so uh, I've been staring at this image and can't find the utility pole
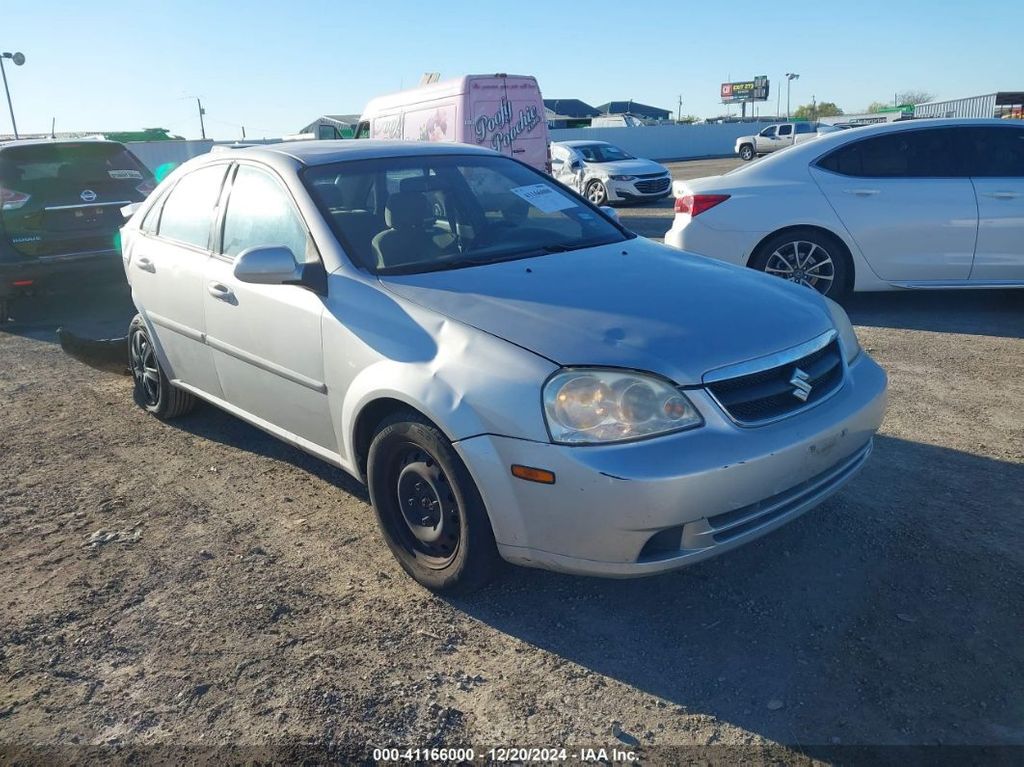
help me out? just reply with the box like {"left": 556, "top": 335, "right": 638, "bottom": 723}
{"left": 0, "top": 51, "right": 26, "bottom": 140}
{"left": 677, "top": 94, "right": 682, "bottom": 123}
{"left": 196, "top": 97, "right": 207, "bottom": 140}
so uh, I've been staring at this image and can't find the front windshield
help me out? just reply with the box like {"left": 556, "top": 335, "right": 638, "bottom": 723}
{"left": 303, "top": 154, "right": 631, "bottom": 275}
{"left": 574, "top": 144, "right": 635, "bottom": 163}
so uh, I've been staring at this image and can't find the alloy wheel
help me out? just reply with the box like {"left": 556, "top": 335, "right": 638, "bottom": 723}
{"left": 130, "top": 329, "right": 160, "bottom": 406}
{"left": 764, "top": 240, "right": 836, "bottom": 295}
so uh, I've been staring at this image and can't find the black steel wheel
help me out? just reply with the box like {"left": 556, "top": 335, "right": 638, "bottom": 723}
{"left": 367, "top": 411, "right": 500, "bottom": 592}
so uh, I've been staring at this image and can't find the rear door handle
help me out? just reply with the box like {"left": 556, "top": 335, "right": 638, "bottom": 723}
{"left": 843, "top": 189, "right": 880, "bottom": 197}
{"left": 207, "top": 282, "right": 234, "bottom": 301}
{"left": 135, "top": 256, "right": 155, "bottom": 273}
{"left": 982, "top": 191, "right": 1020, "bottom": 200}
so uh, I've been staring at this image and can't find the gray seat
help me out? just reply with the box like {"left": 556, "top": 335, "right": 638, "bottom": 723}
{"left": 371, "top": 192, "right": 454, "bottom": 269}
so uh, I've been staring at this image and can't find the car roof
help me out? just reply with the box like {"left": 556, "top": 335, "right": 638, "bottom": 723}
{"left": 555, "top": 140, "right": 613, "bottom": 148}
{"left": 229, "top": 139, "right": 500, "bottom": 167}
{"left": 0, "top": 137, "right": 127, "bottom": 152}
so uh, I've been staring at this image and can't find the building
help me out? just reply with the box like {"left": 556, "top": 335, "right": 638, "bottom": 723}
{"left": 913, "top": 92, "right": 1024, "bottom": 120}
{"left": 299, "top": 114, "right": 361, "bottom": 140}
{"left": 820, "top": 106, "right": 912, "bottom": 127}
{"left": 595, "top": 100, "right": 672, "bottom": 123}
{"left": 543, "top": 99, "right": 600, "bottom": 129}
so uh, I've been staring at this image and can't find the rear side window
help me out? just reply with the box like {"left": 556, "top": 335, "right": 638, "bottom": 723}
{"left": 157, "top": 165, "right": 228, "bottom": 249}
{"left": 959, "top": 127, "right": 1024, "bottom": 177}
{"left": 778, "top": 125, "right": 793, "bottom": 137}
{"left": 817, "top": 129, "right": 959, "bottom": 178}
{"left": 221, "top": 165, "right": 312, "bottom": 262}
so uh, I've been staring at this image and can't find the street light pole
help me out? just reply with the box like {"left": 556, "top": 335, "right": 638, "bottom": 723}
{"left": 0, "top": 51, "right": 26, "bottom": 140}
{"left": 785, "top": 72, "right": 800, "bottom": 119}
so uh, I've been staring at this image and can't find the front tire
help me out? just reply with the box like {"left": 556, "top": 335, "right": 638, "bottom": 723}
{"left": 367, "top": 412, "right": 501, "bottom": 593}
{"left": 749, "top": 229, "right": 851, "bottom": 300}
{"left": 585, "top": 180, "right": 608, "bottom": 206}
{"left": 739, "top": 144, "right": 755, "bottom": 161}
{"left": 128, "top": 315, "right": 196, "bottom": 419}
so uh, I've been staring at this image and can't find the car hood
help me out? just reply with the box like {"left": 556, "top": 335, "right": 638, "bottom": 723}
{"left": 587, "top": 158, "right": 667, "bottom": 176}
{"left": 380, "top": 238, "right": 833, "bottom": 385}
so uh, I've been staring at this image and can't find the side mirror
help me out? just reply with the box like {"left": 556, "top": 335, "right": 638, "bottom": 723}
{"left": 600, "top": 205, "right": 619, "bottom": 222}
{"left": 233, "top": 246, "right": 328, "bottom": 294}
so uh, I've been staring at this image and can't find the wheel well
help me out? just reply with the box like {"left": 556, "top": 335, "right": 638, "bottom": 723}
{"left": 352, "top": 397, "right": 437, "bottom": 477}
{"left": 747, "top": 224, "right": 854, "bottom": 287}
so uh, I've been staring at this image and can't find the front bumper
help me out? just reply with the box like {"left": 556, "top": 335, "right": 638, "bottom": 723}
{"left": 606, "top": 175, "right": 672, "bottom": 203}
{"left": 0, "top": 249, "right": 125, "bottom": 299}
{"left": 455, "top": 352, "right": 887, "bottom": 577}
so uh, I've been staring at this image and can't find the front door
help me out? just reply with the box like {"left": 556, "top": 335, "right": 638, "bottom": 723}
{"left": 811, "top": 128, "right": 978, "bottom": 282}
{"left": 203, "top": 163, "right": 336, "bottom": 452}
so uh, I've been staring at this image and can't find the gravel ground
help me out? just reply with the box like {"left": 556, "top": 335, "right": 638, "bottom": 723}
{"left": 1, "top": 157, "right": 1022, "bottom": 764}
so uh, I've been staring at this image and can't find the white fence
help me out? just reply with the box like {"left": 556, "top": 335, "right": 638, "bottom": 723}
{"left": 549, "top": 122, "right": 778, "bottom": 161}
{"left": 124, "top": 121, "right": 779, "bottom": 173}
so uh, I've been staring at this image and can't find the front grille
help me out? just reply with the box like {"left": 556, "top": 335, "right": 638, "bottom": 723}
{"left": 636, "top": 172, "right": 668, "bottom": 179}
{"left": 634, "top": 177, "right": 670, "bottom": 194}
{"left": 706, "top": 339, "right": 844, "bottom": 424}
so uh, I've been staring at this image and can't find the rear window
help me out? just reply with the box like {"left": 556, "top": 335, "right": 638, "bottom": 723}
{"left": 0, "top": 142, "right": 152, "bottom": 192}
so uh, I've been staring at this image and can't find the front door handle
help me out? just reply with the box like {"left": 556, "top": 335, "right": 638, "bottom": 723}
{"left": 982, "top": 191, "right": 1020, "bottom": 200}
{"left": 843, "top": 189, "right": 880, "bottom": 197}
{"left": 207, "top": 282, "right": 234, "bottom": 301}
{"left": 135, "top": 256, "right": 155, "bottom": 273}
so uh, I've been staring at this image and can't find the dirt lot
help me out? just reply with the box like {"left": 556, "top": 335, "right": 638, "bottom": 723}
{"left": 1, "top": 156, "right": 1023, "bottom": 763}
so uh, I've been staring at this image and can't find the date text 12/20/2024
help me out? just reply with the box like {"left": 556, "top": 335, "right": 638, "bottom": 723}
{"left": 372, "top": 746, "right": 639, "bottom": 762}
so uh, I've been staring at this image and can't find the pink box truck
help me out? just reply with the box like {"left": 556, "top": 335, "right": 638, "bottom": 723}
{"left": 355, "top": 74, "right": 551, "bottom": 173}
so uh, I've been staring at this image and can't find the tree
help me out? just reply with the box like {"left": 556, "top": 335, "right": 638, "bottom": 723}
{"left": 793, "top": 102, "right": 843, "bottom": 120}
{"left": 866, "top": 101, "right": 890, "bottom": 113}
{"left": 896, "top": 90, "right": 935, "bottom": 106}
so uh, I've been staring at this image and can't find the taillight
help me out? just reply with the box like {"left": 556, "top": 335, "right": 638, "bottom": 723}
{"left": 674, "top": 193, "right": 730, "bottom": 217}
{"left": 136, "top": 178, "right": 157, "bottom": 196}
{"left": 0, "top": 187, "right": 31, "bottom": 210}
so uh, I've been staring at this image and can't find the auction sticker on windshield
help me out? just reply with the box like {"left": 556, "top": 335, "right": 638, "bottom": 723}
{"left": 510, "top": 184, "right": 577, "bottom": 213}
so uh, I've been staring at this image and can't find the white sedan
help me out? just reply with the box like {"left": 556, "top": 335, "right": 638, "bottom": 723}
{"left": 665, "top": 118, "right": 1024, "bottom": 299}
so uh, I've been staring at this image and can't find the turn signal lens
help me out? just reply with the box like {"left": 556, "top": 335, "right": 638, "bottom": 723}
{"left": 511, "top": 465, "right": 556, "bottom": 484}
{"left": 674, "top": 193, "right": 730, "bottom": 217}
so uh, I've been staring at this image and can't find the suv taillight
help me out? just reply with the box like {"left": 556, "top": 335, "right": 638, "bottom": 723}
{"left": 674, "top": 193, "right": 730, "bottom": 217}
{"left": 0, "top": 187, "right": 31, "bottom": 210}
{"left": 136, "top": 179, "right": 157, "bottom": 196}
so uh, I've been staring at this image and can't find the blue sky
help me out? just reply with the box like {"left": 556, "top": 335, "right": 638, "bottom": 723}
{"left": 2, "top": 0, "right": 1021, "bottom": 138}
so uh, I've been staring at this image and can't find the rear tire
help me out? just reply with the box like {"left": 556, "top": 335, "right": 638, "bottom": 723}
{"left": 749, "top": 228, "right": 852, "bottom": 301}
{"left": 367, "top": 411, "right": 501, "bottom": 593}
{"left": 128, "top": 314, "right": 196, "bottom": 419}
{"left": 739, "top": 144, "right": 755, "bottom": 161}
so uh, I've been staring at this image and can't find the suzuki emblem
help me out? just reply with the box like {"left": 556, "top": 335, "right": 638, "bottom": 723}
{"left": 80, "top": 189, "right": 97, "bottom": 202}
{"left": 790, "top": 368, "right": 813, "bottom": 402}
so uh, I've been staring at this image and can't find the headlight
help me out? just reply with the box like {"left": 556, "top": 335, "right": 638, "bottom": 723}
{"left": 823, "top": 297, "right": 861, "bottom": 364}
{"left": 609, "top": 175, "right": 636, "bottom": 181}
{"left": 543, "top": 369, "right": 702, "bottom": 445}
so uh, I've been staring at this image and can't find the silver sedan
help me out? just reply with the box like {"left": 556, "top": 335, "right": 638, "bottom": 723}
{"left": 120, "top": 140, "right": 887, "bottom": 592}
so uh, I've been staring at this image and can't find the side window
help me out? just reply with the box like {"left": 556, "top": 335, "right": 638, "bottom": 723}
{"left": 817, "top": 130, "right": 958, "bottom": 178}
{"left": 157, "top": 165, "right": 228, "bottom": 248}
{"left": 778, "top": 124, "right": 794, "bottom": 137}
{"left": 760, "top": 127, "right": 777, "bottom": 138}
{"left": 140, "top": 194, "right": 163, "bottom": 235}
{"left": 221, "top": 165, "right": 313, "bottom": 262}
{"left": 960, "top": 127, "right": 1024, "bottom": 177}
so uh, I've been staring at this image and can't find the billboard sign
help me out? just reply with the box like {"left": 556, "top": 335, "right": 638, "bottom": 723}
{"left": 721, "top": 76, "right": 769, "bottom": 103}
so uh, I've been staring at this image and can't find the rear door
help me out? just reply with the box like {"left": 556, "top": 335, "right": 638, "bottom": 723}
{"left": 467, "top": 76, "right": 548, "bottom": 171}
{"left": 811, "top": 128, "right": 977, "bottom": 282}
{"left": 127, "top": 163, "right": 229, "bottom": 396}
{"left": 777, "top": 123, "right": 795, "bottom": 147}
{"left": 959, "top": 125, "right": 1024, "bottom": 281}
{"left": 0, "top": 142, "right": 155, "bottom": 260}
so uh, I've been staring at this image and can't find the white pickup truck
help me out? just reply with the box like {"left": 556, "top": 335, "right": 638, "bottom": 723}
{"left": 734, "top": 122, "right": 836, "bottom": 161}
